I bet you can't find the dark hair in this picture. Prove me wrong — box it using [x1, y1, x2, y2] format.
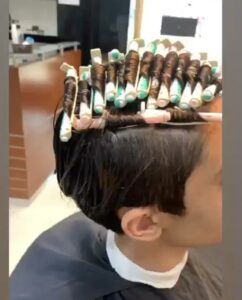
[124, 50, 139, 85]
[106, 62, 117, 84]
[149, 53, 164, 99]
[63, 77, 76, 117]
[54, 113, 206, 233]
[91, 63, 106, 96]
[140, 51, 154, 78]
[162, 51, 179, 89]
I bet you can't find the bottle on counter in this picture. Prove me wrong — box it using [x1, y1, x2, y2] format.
[11, 22, 23, 44]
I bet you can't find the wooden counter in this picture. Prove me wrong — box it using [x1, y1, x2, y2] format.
[9, 49, 81, 199]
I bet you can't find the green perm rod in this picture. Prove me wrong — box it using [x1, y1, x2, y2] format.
[137, 42, 157, 99]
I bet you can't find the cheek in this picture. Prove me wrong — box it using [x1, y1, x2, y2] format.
[162, 186, 222, 247]
[187, 184, 221, 221]
[186, 184, 222, 238]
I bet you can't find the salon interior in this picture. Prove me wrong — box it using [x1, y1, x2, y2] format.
[9, 0, 222, 274]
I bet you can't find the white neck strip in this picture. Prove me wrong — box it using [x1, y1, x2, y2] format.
[106, 230, 188, 289]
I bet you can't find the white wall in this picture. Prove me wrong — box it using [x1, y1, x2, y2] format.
[140, 0, 222, 64]
[127, 0, 136, 49]
[9, 0, 58, 36]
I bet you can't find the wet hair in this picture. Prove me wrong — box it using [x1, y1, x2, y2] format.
[124, 50, 140, 85]
[91, 63, 106, 96]
[162, 51, 179, 89]
[149, 53, 165, 99]
[211, 77, 222, 95]
[63, 76, 77, 117]
[106, 62, 117, 84]
[117, 60, 125, 88]
[176, 52, 191, 87]
[75, 80, 90, 116]
[54, 112, 207, 233]
[186, 59, 201, 92]
[139, 51, 154, 78]
[199, 64, 212, 89]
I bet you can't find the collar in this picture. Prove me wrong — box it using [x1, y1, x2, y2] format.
[106, 230, 188, 289]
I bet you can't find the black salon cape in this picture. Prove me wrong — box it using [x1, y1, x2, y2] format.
[10, 212, 222, 300]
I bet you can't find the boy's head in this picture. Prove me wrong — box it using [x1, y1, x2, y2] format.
[53, 97, 222, 249]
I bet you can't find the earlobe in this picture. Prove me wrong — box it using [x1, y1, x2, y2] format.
[120, 207, 162, 242]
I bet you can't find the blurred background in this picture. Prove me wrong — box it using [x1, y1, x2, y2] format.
[9, 0, 222, 275]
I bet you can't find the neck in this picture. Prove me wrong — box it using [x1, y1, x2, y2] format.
[115, 234, 188, 272]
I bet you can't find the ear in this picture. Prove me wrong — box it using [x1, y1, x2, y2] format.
[119, 207, 163, 242]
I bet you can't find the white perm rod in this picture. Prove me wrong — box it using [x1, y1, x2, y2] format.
[59, 63, 78, 142]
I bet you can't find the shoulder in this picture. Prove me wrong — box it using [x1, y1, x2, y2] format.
[95, 284, 173, 300]
[178, 251, 222, 300]
[40, 211, 106, 241]
[22, 211, 107, 264]
[10, 212, 113, 300]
